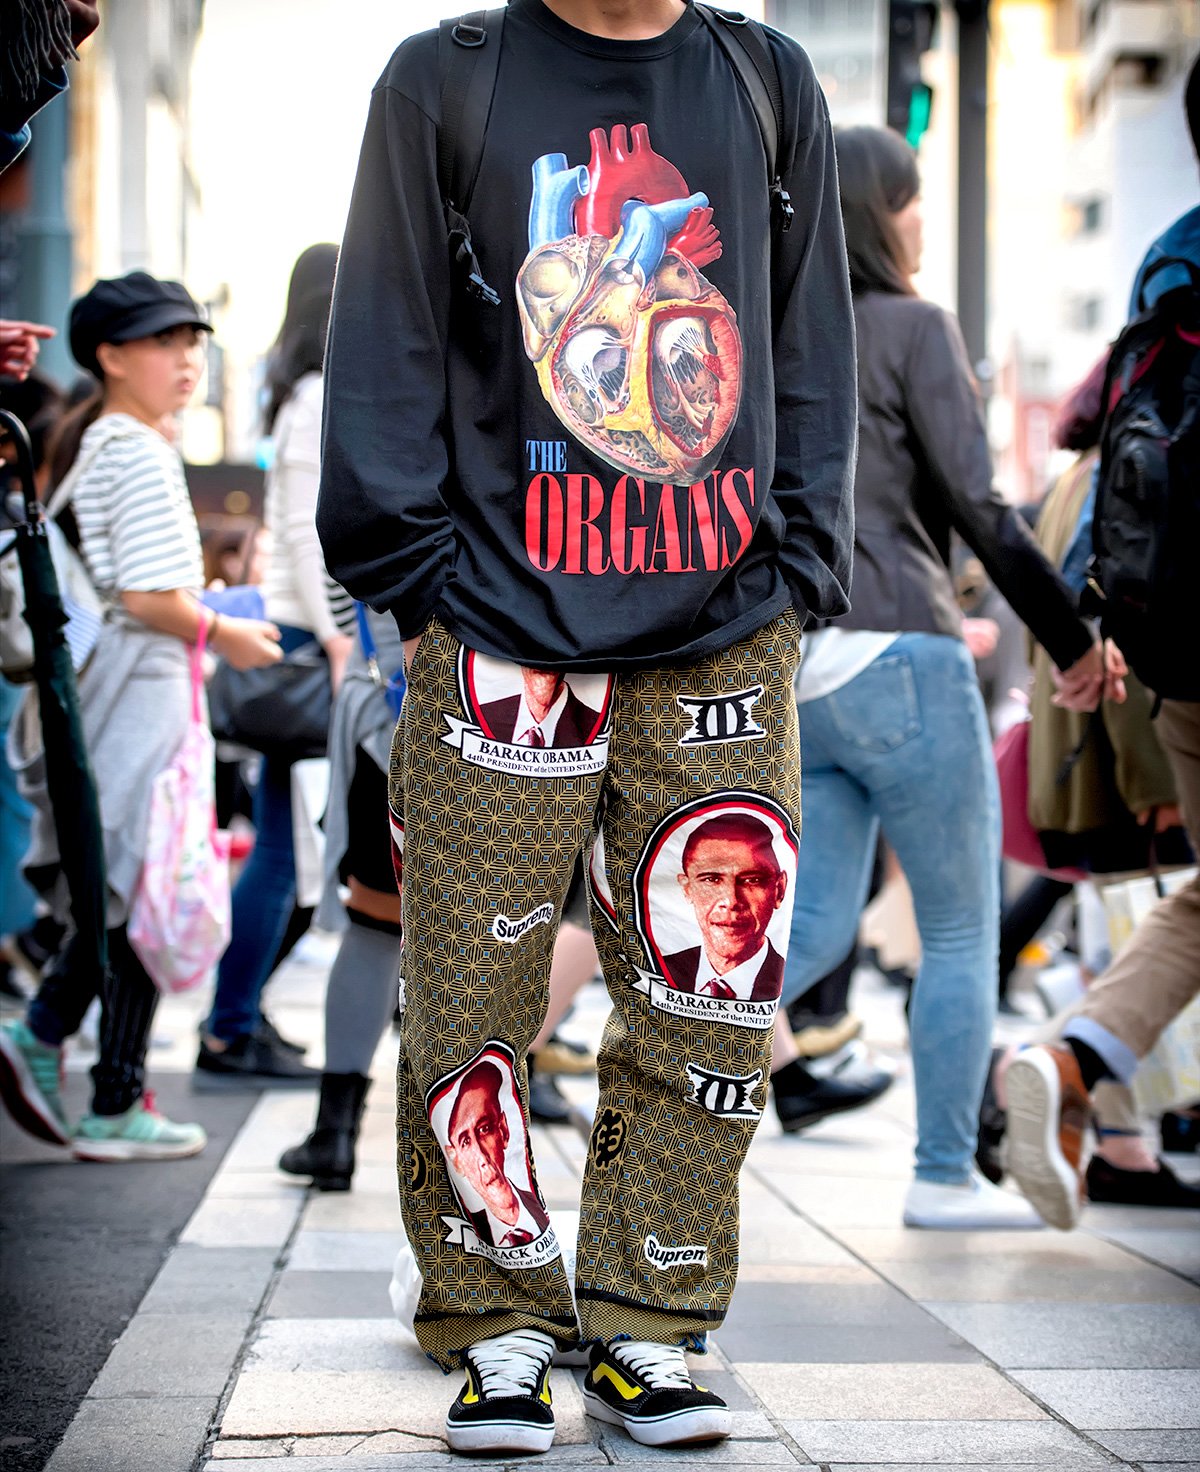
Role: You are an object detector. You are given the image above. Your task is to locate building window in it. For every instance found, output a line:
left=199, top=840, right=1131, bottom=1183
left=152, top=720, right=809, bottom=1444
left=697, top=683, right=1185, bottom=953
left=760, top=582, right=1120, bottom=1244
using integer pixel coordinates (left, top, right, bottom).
left=1080, top=197, right=1105, bottom=234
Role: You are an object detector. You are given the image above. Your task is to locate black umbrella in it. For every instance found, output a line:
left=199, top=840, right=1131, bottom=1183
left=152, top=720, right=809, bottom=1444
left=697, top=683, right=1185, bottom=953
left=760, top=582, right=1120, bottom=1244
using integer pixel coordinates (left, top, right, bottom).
left=0, top=408, right=107, bottom=981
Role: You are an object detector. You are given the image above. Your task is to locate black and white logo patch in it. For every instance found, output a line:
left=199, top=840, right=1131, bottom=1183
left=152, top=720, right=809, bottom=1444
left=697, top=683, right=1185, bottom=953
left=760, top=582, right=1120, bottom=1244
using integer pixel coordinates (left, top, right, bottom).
left=677, top=686, right=765, bottom=746
left=643, top=1233, right=708, bottom=1270
left=685, top=1062, right=763, bottom=1119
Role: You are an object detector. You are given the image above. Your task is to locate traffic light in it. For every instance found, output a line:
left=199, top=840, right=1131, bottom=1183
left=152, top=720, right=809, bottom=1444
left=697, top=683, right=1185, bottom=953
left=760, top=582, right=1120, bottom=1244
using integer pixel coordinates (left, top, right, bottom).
left=887, top=0, right=938, bottom=149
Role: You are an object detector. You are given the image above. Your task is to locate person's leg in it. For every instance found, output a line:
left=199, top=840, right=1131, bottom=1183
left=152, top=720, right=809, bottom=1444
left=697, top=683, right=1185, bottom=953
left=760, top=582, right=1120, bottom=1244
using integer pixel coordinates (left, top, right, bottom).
left=999, top=875, right=1074, bottom=1000
left=281, top=750, right=404, bottom=1190
left=860, top=637, right=1002, bottom=1188
left=393, top=620, right=586, bottom=1388
left=0, top=927, right=100, bottom=1145
left=576, top=612, right=799, bottom=1440
left=1064, top=699, right=1200, bottom=1070
left=70, top=925, right=206, bottom=1161
left=1006, top=699, right=1200, bottom=1228
left=0, top=678, right=37, bottom=940
left=205, top=752, right=299, bottom=1043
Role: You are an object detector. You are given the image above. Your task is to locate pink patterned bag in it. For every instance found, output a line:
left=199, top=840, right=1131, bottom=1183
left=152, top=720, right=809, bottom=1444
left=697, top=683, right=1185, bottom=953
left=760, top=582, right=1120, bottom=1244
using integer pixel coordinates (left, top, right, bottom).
left=129, top=624, right=232, bottom=992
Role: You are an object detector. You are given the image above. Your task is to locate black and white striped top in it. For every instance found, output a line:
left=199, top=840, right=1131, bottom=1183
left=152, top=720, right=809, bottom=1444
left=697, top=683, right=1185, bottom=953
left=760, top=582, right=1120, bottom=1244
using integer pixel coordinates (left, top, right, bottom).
left=71, top=414, right=203, bottom=604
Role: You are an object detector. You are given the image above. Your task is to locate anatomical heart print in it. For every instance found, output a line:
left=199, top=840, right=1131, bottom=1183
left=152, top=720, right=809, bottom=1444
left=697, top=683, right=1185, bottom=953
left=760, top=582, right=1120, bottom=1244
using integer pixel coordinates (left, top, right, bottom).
left=517, top=124, right=743, bottom=482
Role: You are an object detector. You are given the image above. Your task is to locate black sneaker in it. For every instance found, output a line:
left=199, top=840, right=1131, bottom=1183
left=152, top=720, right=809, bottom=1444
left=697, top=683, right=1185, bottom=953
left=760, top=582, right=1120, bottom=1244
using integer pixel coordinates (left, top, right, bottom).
left=195, top=1030, right=319, bottom=1087
left=256, top=1013, right=307, bottom=1056
left=528, top=1056, right=572, bottom=1125
left=583, top=1340, right=731, bottom=1447
left=445, top=1328, right=556, bottom=1455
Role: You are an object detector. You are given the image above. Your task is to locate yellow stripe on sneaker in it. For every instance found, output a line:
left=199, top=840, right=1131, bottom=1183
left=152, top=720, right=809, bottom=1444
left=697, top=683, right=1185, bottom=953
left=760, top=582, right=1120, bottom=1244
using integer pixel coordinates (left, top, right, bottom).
left=593, top=1364, right=644, bottom=1401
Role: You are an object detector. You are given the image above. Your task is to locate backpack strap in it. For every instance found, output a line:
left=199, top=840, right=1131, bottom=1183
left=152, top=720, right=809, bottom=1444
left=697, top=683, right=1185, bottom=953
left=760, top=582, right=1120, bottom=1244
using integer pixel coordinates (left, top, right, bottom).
left=436, top=8, right=507, bottom=304
left=437, top=8, right=506, bottom=215
left=693, top=4, right=793, bottom=230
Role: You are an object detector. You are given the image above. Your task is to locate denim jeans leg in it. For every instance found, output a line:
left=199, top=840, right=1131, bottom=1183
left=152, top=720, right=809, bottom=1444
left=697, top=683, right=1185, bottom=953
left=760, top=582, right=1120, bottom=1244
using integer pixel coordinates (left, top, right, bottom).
left=863, top=636, right=1000, bottom=1184
left=781, top=730, right=880, bottom=1010
left=206, top=750, right=298, bottom=1042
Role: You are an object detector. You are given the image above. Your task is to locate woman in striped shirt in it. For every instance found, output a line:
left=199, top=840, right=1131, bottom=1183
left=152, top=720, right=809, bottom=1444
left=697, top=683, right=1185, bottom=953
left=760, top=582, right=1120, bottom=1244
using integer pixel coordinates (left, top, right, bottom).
left=0, top=272, right=281, bottom=1162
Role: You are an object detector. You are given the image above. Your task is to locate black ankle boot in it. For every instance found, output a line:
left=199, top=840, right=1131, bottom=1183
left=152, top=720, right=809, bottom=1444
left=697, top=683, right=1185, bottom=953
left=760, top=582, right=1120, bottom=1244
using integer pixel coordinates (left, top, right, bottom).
left=279, top=1073, right=371, bottom=1191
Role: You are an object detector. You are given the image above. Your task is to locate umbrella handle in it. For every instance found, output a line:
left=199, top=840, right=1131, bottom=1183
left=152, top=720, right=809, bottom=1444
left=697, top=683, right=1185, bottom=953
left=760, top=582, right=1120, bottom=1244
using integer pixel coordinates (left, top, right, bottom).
left=0, top=410, right=41, bottom=528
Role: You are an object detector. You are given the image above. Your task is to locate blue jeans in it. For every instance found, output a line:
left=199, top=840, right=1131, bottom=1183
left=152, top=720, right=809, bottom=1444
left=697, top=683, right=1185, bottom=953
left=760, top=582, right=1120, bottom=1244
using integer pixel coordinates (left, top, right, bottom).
left=784, top=633, right=1001, bottom=1184
left=206, top=626, right=314, bottom=1042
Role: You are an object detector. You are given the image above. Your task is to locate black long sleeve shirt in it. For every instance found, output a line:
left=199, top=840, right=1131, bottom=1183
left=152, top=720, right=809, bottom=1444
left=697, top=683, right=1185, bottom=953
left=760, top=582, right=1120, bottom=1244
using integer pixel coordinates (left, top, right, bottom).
left=317, top=0, right=857, bottom=670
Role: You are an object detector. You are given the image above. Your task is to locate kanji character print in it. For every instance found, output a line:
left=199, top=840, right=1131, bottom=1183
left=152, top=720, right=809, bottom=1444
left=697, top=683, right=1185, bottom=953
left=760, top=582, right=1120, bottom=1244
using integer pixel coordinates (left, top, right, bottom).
left=391, top=611, right=801, bottom=1367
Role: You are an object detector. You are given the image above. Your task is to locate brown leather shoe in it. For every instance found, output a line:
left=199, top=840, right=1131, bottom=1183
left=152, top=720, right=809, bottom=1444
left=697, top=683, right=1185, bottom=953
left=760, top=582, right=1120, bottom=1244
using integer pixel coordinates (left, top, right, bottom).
left=1004, top=1045, right=1091, bottom=1229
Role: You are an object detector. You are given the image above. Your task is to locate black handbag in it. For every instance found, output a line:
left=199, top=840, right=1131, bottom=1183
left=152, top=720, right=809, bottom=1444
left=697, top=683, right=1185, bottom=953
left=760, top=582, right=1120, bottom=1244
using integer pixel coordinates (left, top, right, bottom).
left=208, top=641, right=332, bottom=759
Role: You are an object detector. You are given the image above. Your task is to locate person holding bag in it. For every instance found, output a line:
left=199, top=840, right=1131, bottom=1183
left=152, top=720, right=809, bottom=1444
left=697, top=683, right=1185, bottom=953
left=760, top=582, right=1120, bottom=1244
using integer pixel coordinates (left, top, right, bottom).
left=198, top=245, right=352, bottom=1084
left=0, top=272, right=280, bottom=1161
left=770, top=127, right=1124, bottom=1229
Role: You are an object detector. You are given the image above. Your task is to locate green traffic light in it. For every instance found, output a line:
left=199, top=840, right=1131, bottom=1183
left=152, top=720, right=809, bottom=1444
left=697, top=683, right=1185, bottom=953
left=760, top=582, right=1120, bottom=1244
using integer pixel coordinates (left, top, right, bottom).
left=907, top=81, right=934, bottom=148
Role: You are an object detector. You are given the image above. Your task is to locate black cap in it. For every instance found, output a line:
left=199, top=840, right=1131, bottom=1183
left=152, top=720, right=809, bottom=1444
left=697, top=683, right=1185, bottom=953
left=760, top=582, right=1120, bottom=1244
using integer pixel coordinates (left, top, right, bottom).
left=69, top=272, right=213, bottom=378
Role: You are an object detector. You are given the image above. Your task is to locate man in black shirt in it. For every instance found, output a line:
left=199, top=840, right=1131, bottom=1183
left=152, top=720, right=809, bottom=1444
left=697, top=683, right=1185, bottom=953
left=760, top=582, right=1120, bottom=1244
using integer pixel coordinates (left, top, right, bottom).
left=319, top=0, right=855, bottom=1454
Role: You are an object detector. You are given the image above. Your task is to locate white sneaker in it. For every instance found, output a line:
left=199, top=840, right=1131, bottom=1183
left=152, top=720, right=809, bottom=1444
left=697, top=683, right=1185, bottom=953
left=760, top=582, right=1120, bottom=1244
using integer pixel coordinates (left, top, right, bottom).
left=903, top=1170, right=1045, bottom=1230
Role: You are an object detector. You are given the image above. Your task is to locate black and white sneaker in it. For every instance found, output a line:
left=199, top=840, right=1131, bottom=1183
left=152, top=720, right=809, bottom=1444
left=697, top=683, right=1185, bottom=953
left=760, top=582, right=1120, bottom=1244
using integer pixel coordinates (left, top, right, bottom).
left=445, top=1328, right=556, bottom=1455
left=583, top=1340, right=731, bottom=1447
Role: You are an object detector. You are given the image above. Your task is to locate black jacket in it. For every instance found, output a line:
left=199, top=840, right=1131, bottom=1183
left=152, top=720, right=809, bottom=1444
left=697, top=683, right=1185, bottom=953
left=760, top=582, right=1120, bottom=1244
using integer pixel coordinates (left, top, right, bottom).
left=836, top=291, right=1093, bottom=674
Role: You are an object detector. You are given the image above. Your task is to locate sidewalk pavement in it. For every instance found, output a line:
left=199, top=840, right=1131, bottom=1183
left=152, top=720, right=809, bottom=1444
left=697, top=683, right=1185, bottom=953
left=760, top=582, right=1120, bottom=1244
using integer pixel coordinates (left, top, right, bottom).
left=41, top=940, right=1200, bottom=1472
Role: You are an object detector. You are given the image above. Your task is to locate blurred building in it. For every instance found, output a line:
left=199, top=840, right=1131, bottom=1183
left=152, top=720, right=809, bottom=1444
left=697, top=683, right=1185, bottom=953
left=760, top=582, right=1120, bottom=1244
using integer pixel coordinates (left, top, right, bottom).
left=993, top=0, right=1199, bottom=501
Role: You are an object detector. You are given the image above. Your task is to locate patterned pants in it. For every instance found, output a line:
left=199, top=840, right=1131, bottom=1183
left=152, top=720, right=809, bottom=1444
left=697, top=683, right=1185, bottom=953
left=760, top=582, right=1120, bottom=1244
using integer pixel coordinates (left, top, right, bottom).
left=390, top=611, right=801, bottom=1369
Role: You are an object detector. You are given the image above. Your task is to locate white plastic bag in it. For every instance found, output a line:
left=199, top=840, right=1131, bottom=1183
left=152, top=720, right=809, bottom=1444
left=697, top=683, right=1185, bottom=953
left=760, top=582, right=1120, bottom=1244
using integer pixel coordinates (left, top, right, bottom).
left=129, top=626, right=231, bottom=992
left=390, top=1209, right=581, bottom=1353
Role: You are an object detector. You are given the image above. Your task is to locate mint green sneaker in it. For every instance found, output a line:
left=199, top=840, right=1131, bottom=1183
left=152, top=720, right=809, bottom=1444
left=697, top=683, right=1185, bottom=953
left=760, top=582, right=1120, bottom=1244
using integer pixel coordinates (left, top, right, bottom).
left=0, top=1019, right=69, bottom=1145
left=72, top=1093, right=206, bottom=1162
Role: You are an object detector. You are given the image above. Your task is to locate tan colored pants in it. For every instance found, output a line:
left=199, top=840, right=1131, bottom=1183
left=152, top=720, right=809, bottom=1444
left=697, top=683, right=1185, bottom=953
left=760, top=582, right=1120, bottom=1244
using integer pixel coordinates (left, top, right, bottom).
left=1072, top=700, right=1200, bottom=1070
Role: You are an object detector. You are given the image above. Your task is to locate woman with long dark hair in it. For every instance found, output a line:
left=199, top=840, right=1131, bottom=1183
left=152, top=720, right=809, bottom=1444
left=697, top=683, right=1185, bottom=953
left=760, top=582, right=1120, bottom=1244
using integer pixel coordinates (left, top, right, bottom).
left=768, top=127, right=1122, bottom=1228
left=197, top=244, right=351, bottom=1083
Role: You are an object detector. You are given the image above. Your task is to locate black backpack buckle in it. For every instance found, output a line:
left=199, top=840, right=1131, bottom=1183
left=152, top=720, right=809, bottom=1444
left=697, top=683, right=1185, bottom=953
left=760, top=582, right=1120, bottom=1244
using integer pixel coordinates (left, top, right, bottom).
left=771, top=179, right=794, bottom=231
left=451, top=20, right=486, bottom=46
left=449, top=223, right=500, bottom=307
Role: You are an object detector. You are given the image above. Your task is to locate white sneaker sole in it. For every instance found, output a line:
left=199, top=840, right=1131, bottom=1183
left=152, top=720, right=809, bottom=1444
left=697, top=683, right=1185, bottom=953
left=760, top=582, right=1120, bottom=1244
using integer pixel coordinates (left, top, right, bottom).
left=71, top=1135, right=206, bottom=1163
left=583, top=1390, right=732, bottom=1446
left=0, top=1030, right=69, bottom=1146
left=444, top=1416, right=555, bottom=1454
left=902, top=1196, right=1043, bottom=1230
left=1004, top=1050, right=1083, bottom=1230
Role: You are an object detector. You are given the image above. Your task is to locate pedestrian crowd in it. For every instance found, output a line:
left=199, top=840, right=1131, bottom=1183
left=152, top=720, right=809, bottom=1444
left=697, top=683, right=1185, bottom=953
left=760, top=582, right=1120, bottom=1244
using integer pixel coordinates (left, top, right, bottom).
left=0, top=0, right=1197, bottom=1459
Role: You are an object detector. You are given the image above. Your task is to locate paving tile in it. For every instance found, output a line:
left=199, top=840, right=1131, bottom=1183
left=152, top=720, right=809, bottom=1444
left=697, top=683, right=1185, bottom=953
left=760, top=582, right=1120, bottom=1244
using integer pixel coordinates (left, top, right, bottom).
left=303, top=1193, right=404, bottom=1233
left=718, top=1323, right=980, bottom=1365
left=246, top=1319, right=425, bottom=1372
left=738, top=1363, right=1044, bottom=1421
left=202, top=1456, right=610, bottom=1470
left=735, top=1264, right=882, bottom=1285
left=1091, top=1428, right=1200, bottom=1460
left=716, top=1283, right=978, bottom=1364
left=181, top=1196, right=305, bottom=1249
left=764, top=1173, right=916, bottom=1229
left=826, top=1466, right=1106, bottom=1471
left=781, top=1419, right=1112, bottom=1466
left=1011, top=1368, right=1200, bottom=1428
left=138, top=1246, right=280, bottom=1317
left=923, top=1302, right=1200, bottom=1368
left=838, top=1229, right=1140, bottom=1266
left=220, top=1367, right=589, bottom=1442
left=267, top=1270, right=395, bottom=1319
left=600, top=1442, right=803, bottom=1464
left=288, top=1231, right=404, bottom=1273
left=207, top=1170, right=312, bottom=1200
left=872, top=1256, right=1200, bottom=1304
left=736, top=1217, right=865, bottom=1268
left=46, top=1396, right=216, bottom=1472
left=1091, top=1227, right=1200, bottom=1282
left=90, top=1313, right=251, bottom=1398
left=1146, top=1464, right=1200, bottom=1471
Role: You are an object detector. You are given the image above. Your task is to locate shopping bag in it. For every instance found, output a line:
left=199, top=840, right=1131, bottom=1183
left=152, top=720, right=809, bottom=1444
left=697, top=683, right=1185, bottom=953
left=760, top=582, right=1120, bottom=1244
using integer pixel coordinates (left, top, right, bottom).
left=1101, top=868, right=1200, bottom=1116
left=128, top=625, right=232, bottom=992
